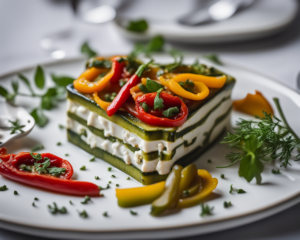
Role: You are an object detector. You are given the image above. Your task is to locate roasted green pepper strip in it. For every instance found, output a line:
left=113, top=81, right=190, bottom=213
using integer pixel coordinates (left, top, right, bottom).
left=179, top=164, right=198, bottom=195
left=181, top=175, right=202, bottom=198
left=150, top=165, right=182, bottom=216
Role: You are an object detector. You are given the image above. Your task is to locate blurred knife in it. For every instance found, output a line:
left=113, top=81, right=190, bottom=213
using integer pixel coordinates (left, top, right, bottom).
left=178, top=0, right=254, bottom=26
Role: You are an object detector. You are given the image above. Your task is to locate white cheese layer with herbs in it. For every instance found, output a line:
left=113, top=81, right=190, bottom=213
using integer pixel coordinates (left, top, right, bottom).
left=67, top=88, right=232, bottom=154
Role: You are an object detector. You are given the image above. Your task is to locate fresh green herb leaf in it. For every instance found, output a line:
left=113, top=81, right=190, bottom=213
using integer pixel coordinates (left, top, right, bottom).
left=81, top=41, right=97, bottom=58
left=30, top=152, right=43, bottom=161
left=32, top=202, right=36, bottom=207
left=153, top=88, right=164, bottom=110
left=103, top=211, right=108, bottom=217
left=80, top=166, right=86, bottom=171
left=30, top=108, right=48, bottom=127
left=272, top=169, right=281, bottom=174
left=95, top=176, right=100, bottom=180
left=141, top=102, right=149, bottom=112
left=99, top=184, right=110, bottom=190
left=0, top=85, right=9, bottom=98
left=86, top=58, right=112, bottom=69
left=9, top=119, right=25, bottom=134
left=78, top=209, right=88, bottom=218
left=48, top=202, right=67, bottom=214
left=116, top=184, right=119, bottom=187
left=47, top=167, right=66, bottom=177
left=65, top=153, right=69, bottom=156
left=0, top=185, right=8, bottom=191
left=90, top=156, right=95, bottom=162
left=34, top=65, right=45, bottom=89
left=14, top=190, right=18, bottom=195
left=126, top=177, right=130, bottom=180
left=57, top=142, right=61, bottom=146
left=144, top=35, right=164, bottom=54
left=146, top=78, right=164, bottom=92
left=200, top=203, right=213, bottom=217
left=81, top=195, right=91, bottom=204
left=224, top=201, right=232, bottom=208
left=31, top=144, right=44, bottom=152
left=108, top=167, right=112, bottom=171
left=34, top=157, right=51, bottom=174
left=139, top=84, right=149, bottom=93
left=69, top=200, right=73, bottom=205
left=130, top=210, right=137, bottom=215
left=34, top=197, right=38, bottom=201
left=204, top=54, right=222, bottom=65
left=12, top=80, right=19, bottom=94
left=162, top=106, right=179, bottom=118
left=41, top=87, right=58, bottom=110
left=18, top=73, right=35, bottom=95
left=221, top=174, right=225, bottom=179
left=126, top=19, right=148, bottom=33
left=19, top=164, right=32, bottom=172
left=111, top=175, right=116, bottom=178
left=51, top=74, right=75, bottom=87
left=59, top=124, right=65, bottom=129
left=108, top=181, right=112, bottom=184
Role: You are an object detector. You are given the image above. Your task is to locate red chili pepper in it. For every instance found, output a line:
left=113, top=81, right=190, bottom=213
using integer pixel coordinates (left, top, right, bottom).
left=106, top=60, right=153, bottom=117
left=135, top=92, right=188, bottom=127
left=0, top=148, right=100, bottom=196
left=110, top=58, right=125, bottom=84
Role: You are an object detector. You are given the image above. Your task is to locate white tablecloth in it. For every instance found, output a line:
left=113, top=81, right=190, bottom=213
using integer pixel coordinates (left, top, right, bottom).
left=1, top=0, right=300, bottom=239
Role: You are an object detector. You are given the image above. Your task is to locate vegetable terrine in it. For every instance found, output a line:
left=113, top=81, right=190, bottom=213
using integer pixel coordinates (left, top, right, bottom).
left=66, top=55, right=235, bottom=184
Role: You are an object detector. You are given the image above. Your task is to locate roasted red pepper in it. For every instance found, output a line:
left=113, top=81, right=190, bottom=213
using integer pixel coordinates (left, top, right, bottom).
left=110, top=58, right=125, bottom=84
left=106, top=60, right=153, bottom=117
left=134, top=92, right=188, bottom=127
left=0, top=148, right=100, bottom=196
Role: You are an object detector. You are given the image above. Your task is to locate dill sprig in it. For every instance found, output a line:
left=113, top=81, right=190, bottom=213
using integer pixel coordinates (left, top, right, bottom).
left=9, top=119, right=25, bottom=134
left=218, top=98, right=300, bottom=184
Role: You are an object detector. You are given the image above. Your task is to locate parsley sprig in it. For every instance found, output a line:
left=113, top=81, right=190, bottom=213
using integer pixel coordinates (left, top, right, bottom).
left=9, top=119, right=25, bottom=134
left=219, top=98, right=300, bottom=184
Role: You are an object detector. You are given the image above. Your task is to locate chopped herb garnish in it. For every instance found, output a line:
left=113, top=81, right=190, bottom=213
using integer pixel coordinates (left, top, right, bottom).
left=78, top=209, right=88, bottom=218
left=126, top=19, right=148, bottom=33
left=48, top=202, right=67, bottom=214
left=153, top=88, right=164, bottom=110
left=219, top=98, right=300, bottom=184
left=141, top=102, right=149, bottom=112
left=103, top=211, right=108, bottom=217
left=111, top=175, right=116, bottom=178
left=126, top=177, right=130, bottom=180
left=108, top=167, right=112, bottom=171
left=272, top=169, right=281, bottom=174
left=200, top=203, right=213, bottom=217
left=237, top=189, right=246, bottom=194
left=31, top=144, right=44, bottom=152
left=119, top=79, right=126, bottom=87
left=81, top=195, right=91, bottom=204
left=9, top=119, right=25, bottom=134
left=80, top=166, right=86, bottom=171
left=163, top=106, right=179, bottom=118
left=207, top=159, right=212, bottom=163
left=116, top=184, right=119, bottom=187
left=59, top=124, right=65, bottom=129
left=0, top=185, right=8, bottom=191
left=65, top=153, right=69, bottom=157
left=108, top=181, right=112, bottom=184
left=69, top=200, right=73, bottom=205
left=139, top=84, right=149, bottom=93
left=14, top=190, right=18, bottom=195
left=204, top=53, right=222, bottom=65
left=224, top=201, right=232, bottom=208
left=229, top=184, right=234, bottom=194
left=99, top=184, right=110, bottom=190
left=130, top=210, right=137, bottom=215
left=32, top=202, right=36, bottom=207
left=57, top=142, right=61, bottom=146
left=89, top=156, right=95, bottom=162
left=221, top=174, right=225, bottom=179
left=146, top=78, right=164, bottom=92
left=95, top=176, right=100, bottom=180
left=19, top=164, right=32, bottom=172
left=34, top=197, right=39, bottom=201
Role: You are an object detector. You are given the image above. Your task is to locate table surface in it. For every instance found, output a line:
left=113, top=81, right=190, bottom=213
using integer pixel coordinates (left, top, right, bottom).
left=1, top=0, right=300, bottom=239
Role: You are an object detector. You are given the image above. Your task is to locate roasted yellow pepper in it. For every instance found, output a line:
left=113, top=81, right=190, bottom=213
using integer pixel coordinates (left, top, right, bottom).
left=115, top=181, right=165, bottom=208
left=93, top=92, right=110, bottom=111
left=171, top=73, right=226, bottom=88
left=73, top=68, right=114, bottom=94
left=177, top=169, right=218, bottom=209
left=233, top=90, right=274, bottom=118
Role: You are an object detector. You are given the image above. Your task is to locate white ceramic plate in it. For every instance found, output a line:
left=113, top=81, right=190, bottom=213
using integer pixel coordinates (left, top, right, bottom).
left=113, top=0, right=298, bottom=43
left=0, top=56, right=300, bottom=239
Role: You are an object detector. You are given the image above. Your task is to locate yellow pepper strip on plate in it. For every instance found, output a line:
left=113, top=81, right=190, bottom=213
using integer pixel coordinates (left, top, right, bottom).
left=115, top=181, right=165, bottom=208
left=169, top=80, right=209, bottom=100
left=177, top=169, right=218, bottom=209
left=151, top=165, right=183, bottom=216
left=73, top=68, right=114, bottom=94
left=93, top=92, right=110, bottom=111
left=233, top=90, right=274, bottom=118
